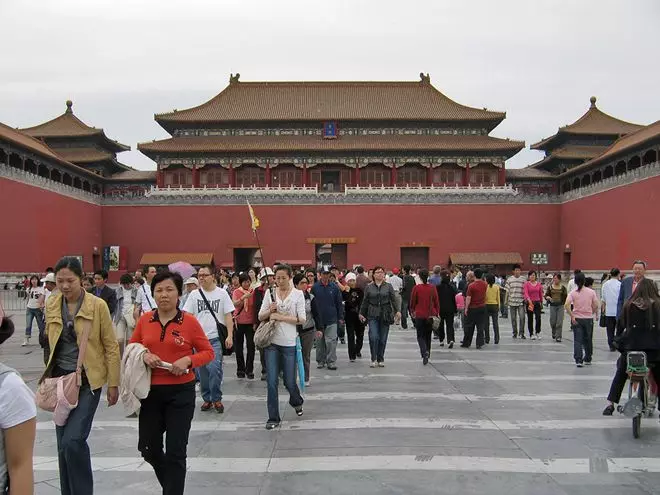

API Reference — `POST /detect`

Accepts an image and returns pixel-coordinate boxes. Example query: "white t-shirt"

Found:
[183,287,235,339]
[259,288,306,347]
[601,278,622,317]
[388,275,403,293]
[135,282,156,313]
[26,287,44,309]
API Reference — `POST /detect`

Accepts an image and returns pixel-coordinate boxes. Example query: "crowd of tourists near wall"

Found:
[3,257,657,494]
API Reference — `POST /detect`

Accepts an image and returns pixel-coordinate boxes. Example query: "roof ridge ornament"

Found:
[590,96,597,108]
[230,73,241,84]
[419,73,430,84]
[65,100,73,113]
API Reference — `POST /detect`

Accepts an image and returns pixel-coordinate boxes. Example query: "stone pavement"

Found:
[3,311,660,494]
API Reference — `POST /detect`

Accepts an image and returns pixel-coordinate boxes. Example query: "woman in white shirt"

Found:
[258,264,306,430]
[25,275,45,346]
[1,301,37,493]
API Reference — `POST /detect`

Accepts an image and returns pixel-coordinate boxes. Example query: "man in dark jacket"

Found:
[312,268,344,370]
[90,269,117,318]
[617,260,646,319]
[343,273,365,361]
[437,270,458,348]
[400,265,416,330]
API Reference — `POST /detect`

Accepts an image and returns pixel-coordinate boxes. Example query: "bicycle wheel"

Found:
[633,380,645,439]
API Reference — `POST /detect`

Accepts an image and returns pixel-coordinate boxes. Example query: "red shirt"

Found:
[467,280,488,308]
[130,309,214,385]
[409,284,440,319]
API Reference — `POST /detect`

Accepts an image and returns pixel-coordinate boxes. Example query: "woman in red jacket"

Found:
[130,271,214,495]
[410,269,440,365]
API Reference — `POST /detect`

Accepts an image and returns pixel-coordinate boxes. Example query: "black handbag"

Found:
[198,289,234,356]
[599,313,607,328]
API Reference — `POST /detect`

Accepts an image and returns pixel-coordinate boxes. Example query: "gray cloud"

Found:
[1,0,658,170]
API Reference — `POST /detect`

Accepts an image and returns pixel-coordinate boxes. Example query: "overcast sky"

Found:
[1,0,659,170]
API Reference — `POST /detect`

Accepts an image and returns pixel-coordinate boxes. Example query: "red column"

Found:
[265,162,272,187]
[156,169,164,188]
[302,162,308,186]
[390,165,397,187]
[353,166,360,186]
[192,166,200,188]
[498,166,506,186]
[229,162,236,187]
[426,166,433,186]
[463,163,470,186]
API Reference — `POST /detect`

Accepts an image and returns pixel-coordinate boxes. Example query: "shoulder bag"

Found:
[427,287,441,331]
[199,289,234,356]
[35,318,92,426]
[254,287,278,349]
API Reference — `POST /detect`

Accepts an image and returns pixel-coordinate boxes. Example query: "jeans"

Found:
[440,313,455,343]
[572,318,594,364]
[199,337,223,402]
[25,307,44,337]
[463,306,487,347]
[400,296,410,329]
[139,382,196,495]
[486,304,500,344]
[265,344,304,423]
[526,301,542,336]
[299,329,315,381]
[414,318,433,358]
[605,316,619,350]
[316,323,338,366]
[235,323,256,375]
[368,319,390,363]
[56,384,101,495]
[549,305,565,339]
[345,313,365,360]
[509,305,525,337]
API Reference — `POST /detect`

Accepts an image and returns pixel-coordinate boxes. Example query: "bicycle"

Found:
[617,351,652,438]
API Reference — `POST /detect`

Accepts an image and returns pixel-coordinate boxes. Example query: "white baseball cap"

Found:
[41,273,56,283]
[259,267,275,279]
[344,273,357,282]
[184,277,199,286]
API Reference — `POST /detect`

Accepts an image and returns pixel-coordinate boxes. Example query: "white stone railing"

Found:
[145,184,319,197]
[0,163,100,204]
[561,161,660,202]
[345,183,518,195]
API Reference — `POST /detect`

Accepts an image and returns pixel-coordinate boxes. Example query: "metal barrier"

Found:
[0,289,29,312]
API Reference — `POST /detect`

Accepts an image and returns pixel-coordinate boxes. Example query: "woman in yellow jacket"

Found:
[485,274,501,345]
[43,256,121,495]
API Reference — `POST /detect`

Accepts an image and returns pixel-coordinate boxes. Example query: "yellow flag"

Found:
[247,201,260,231]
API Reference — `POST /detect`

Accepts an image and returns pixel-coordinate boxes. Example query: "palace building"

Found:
[1,74,658,278]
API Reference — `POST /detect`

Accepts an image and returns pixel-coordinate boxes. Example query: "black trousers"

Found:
[605,316,620,350]
[139,382,196,495]
[526,301,542,336]
[235,323,256,375]
[607,353,660,405]
[414,318,433,358]
[463,307,487,348]
[440,313,455,343]
[486,304,500,344]
[345,312,365,360]
[401,296,410,329]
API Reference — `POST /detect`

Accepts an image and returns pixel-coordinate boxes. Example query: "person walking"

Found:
[24,274,45,346]
[129,271,214,495]
[312,268,344,371]
[437,270,458,348]
[505,265,526,339]
[90,269,118,319]
[565,272,599,367]
[485,274,501,345]
[462,268,488,349]
[601,268,622,351]
[545,273,568,342]
[359,266,401,368]
[114,273,137,350]
[42,256,121,495]
[258,264,306,430]
[293,273,322,386]
[232,273,256,379]
[0,300,37,494]
[400,265,416,330]
[524,271,544,340]
[409,269,440,365]
[253,268,275,381]
[343,273,365,362]
[617,260,647,319]
[182,265,234,413]
[134,266,157,322]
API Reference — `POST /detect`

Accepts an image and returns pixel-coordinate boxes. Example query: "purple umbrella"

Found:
[168,261,196,280]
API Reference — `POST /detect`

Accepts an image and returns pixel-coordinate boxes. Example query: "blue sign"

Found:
[323,121,337,139]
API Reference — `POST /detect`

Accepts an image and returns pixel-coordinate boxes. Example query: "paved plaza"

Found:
[3,311,660,494]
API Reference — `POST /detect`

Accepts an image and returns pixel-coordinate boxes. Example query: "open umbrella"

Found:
[296,336,305,393]
[168,261,196,280]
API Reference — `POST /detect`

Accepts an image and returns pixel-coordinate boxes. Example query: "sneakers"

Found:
[370,361,377,368]
[512,334,517,339]
[349,359,356,363]
[317,363,326,369]
[422,353,429,366]
[304,380,311,387]
[213,401,224,413]
[295,405,304,416]
[377,362,385,367]
[576,363,584,368]
[536,333,542,340]
[448,341,454,349]
[584,361,592,366]
[21,337,30,347]
[201,401,212,411]
[265,421,280,430]
[556,337,562,343]
[327,364,337,371]
[356,352,362,358]
[530,334,536,341]
[439,341,445,347]
[603,404,615,416]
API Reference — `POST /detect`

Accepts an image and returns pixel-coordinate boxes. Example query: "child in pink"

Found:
[455,293,465,332]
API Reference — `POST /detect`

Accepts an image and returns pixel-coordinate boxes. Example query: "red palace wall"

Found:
[0,178,102,273]
[560,175,660,271]
[102,203,562,272]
